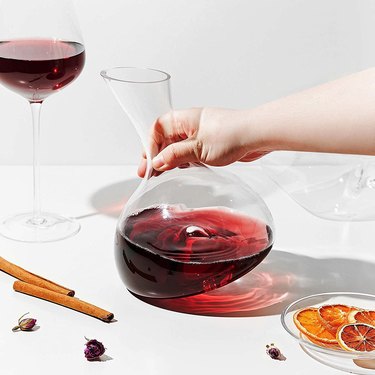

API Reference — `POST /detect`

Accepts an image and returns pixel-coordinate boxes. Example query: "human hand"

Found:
[138,107,270,178]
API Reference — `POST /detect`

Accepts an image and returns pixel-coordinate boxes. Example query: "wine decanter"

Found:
[101,67,275,299]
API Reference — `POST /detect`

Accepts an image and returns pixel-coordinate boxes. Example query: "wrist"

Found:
[239,107,279,153]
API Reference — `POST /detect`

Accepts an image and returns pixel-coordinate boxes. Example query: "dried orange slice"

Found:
[337,323,375,352]
[293,307,337,345]
[350,310,375,326]
[306,335,341,349]
[318,304,357,334]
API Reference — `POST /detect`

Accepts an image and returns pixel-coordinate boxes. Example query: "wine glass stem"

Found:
[29,101,45,226]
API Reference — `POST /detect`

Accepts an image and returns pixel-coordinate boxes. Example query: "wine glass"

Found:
[0,0,85,242]
[261,151,375,221]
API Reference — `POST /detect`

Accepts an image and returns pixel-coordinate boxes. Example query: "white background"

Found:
[1,0,375,165]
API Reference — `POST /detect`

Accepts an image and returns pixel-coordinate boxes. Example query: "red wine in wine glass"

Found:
[0,39,85,101]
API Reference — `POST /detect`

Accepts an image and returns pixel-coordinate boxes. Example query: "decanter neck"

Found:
[101,67,172,167]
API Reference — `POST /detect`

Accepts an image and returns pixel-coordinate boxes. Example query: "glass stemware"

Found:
[0,0,85,242]
[101,67,274,299]
[261,151,375,221]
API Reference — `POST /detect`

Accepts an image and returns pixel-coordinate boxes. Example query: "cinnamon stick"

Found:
[13,281,114,323]
[0,256,74,296]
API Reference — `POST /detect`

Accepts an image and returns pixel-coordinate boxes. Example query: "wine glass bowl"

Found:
[102,67,274,299]
[0,0,85,242]
[0,39,85,102]
[261,151,375,221]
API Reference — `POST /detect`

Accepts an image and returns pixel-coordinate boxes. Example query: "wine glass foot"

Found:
[366,177,375,189]
[0,212,80,243]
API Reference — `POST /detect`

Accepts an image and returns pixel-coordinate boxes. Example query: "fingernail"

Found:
[152,154,165,170]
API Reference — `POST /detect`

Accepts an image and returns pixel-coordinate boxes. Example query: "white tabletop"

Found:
[0,165,374,375]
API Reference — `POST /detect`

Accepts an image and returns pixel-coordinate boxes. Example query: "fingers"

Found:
[139,108,203,175]
[149,108,201,156]
[149,111,178,159]
[152,139,200,171]
[137,155,147,178]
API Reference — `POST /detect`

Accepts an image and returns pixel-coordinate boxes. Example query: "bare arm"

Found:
[138,67,375,177]
[254,67,375,155]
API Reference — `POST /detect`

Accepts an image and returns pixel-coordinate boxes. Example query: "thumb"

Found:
[152,139,200,171]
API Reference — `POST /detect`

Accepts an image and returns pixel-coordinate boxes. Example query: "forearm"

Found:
[245,67,375,155]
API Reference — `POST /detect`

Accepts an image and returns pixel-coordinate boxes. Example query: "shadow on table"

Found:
[88,178,140,219]
[135,249,375,317]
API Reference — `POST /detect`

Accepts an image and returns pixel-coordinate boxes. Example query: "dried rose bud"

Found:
[84,337,106,361]
[266,343,286,361]
[12,312,37,332]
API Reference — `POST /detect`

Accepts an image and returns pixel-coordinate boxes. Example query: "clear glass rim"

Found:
[100,66,171,84]
[281,291,375,358]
